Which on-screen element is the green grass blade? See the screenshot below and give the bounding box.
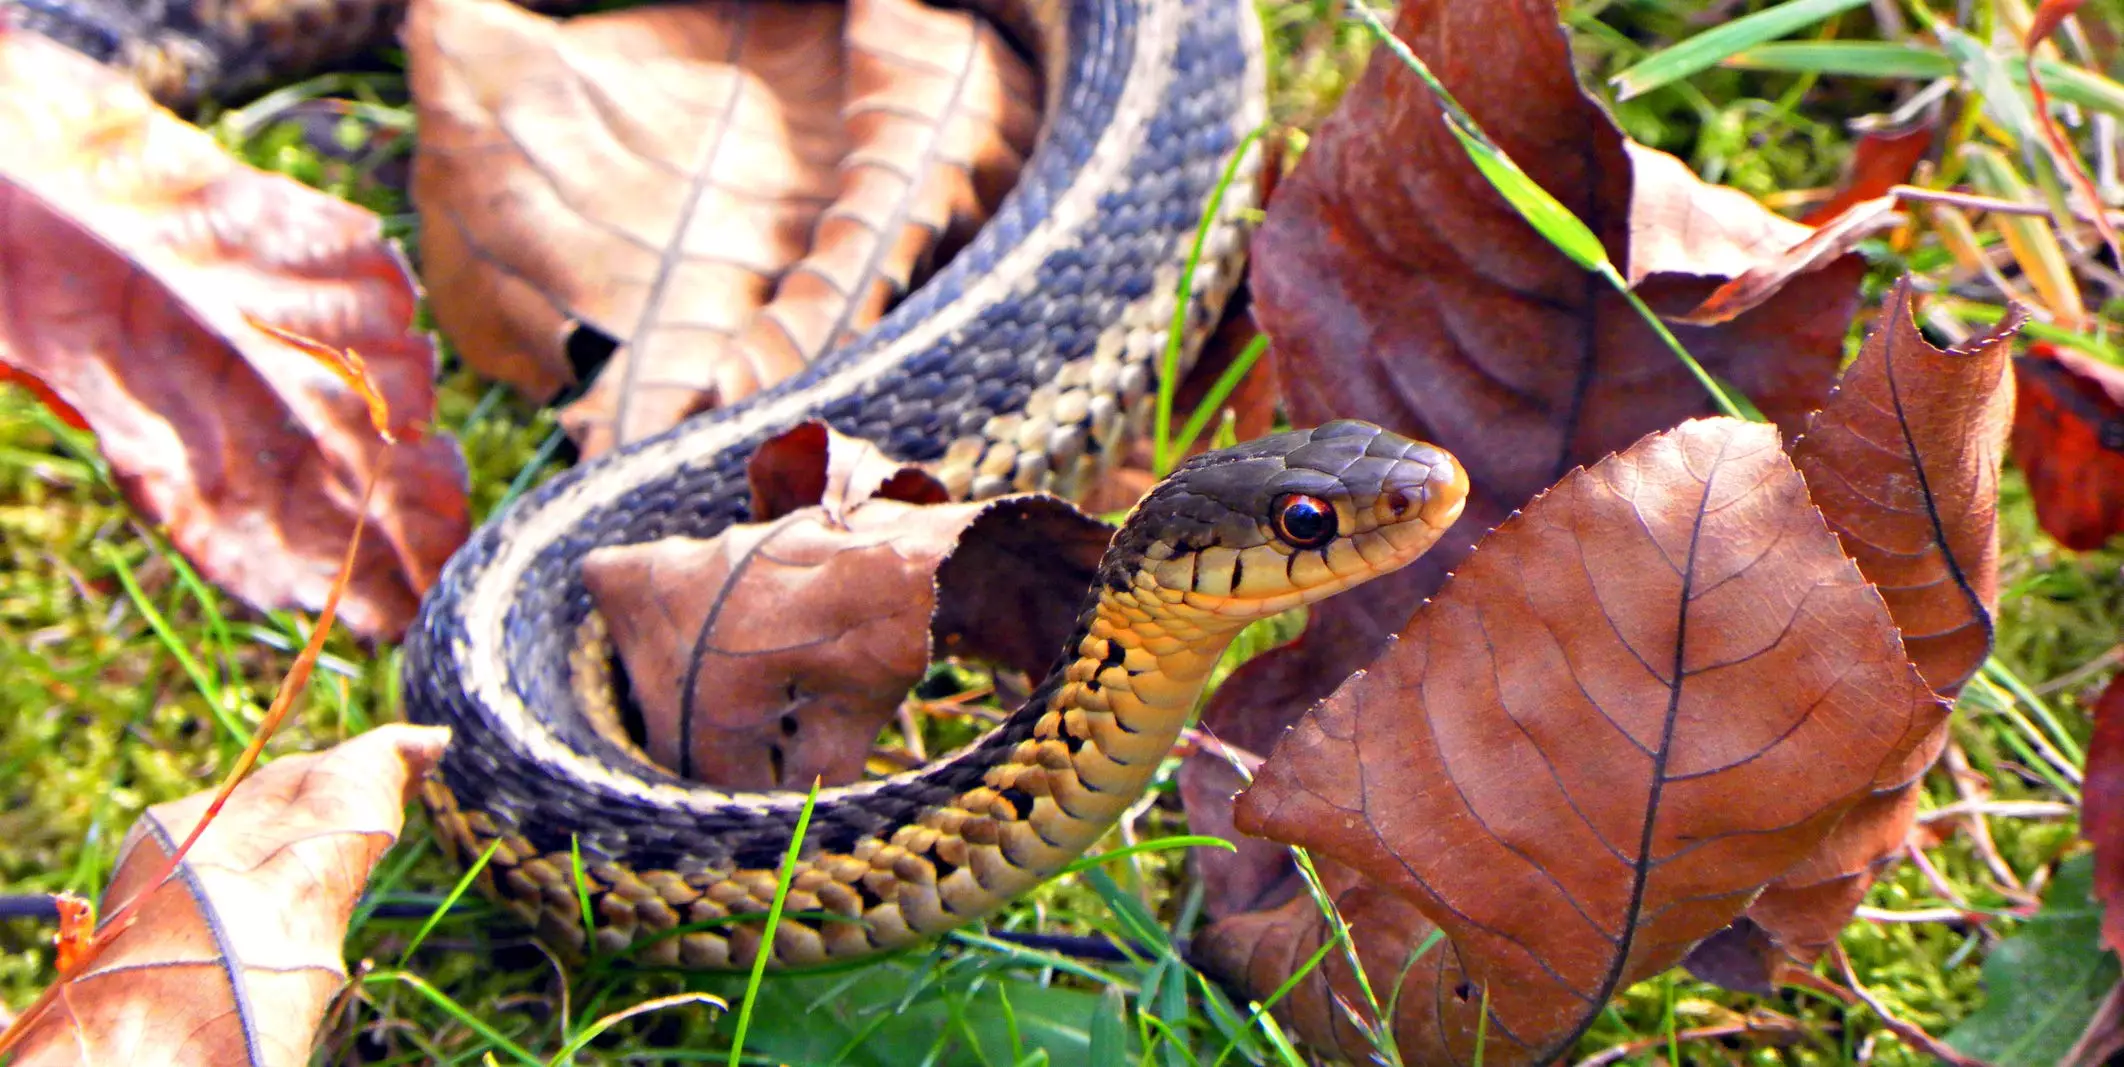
[363,970,544,1067]
[1090,985,1130,1064]
[1610,0,1870,99]
[547,993,725,1067]
[1157,126,1266,476]
[569,834,598,960]
[1721,40,1956,80]
[94,542,252,747]
[1056,835,1237,878]
[726,777,823,1067]
[396,837,501,968]
[1166,336,1270,465]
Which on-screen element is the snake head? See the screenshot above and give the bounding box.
[1111,419,1468,622]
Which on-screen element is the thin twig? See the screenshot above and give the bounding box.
[1904,842,1975,912]
[1915,799,2078,823]
[1854,906,1982,924]
[1785,953,1987,1067]
[1944,742,2023,892]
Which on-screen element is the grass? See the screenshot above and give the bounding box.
[4,0,2123,1063]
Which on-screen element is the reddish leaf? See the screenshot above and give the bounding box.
[1799,117,1936,227]
[2087,675,2124,955]
[1699,279,2019,986]
[0,29,468,640]
[2013,343,2124,550]
[1229,419,1946,1064]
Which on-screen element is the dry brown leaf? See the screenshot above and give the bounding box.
[581,422,1105,787]
[408,0,1037,456]
[0,29,468,640]
[5,725,449,1067]
[1678,194,1904,326]
[707,0,1039,400]
[1184,0,1865,923]
[1226,419,1947,1065]
[410,0,846,410]
[1688,283,2021,987]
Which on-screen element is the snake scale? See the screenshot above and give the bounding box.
[17,0,1474,969]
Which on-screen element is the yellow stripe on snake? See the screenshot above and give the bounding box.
[13,0,1468,969]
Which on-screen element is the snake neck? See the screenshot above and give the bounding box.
[915,574,1243,885]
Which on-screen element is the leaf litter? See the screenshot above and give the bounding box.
[0,28,469,641]
[406,0,1038,457]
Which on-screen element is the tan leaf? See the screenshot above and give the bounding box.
[5,725,450,1067]
[1698,280,2022,985]
[0,30,468,640]
[1230,419,1947,1065]
[410,0,847,410]
[408,0,1038,457]
[581,423,1104,787]
[708,0,1040,403]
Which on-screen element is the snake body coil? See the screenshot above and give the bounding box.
[15,0,1475,968]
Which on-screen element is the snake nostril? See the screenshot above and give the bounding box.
[1383,489,1414,518]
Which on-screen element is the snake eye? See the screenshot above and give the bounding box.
[1271,493,1337,549]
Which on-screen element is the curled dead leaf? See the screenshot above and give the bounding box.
[3,725,449,1067]
[1225,419,1947,1065]
[0,30,468,640]
[1725,284,2017,986]
[581,423,1106,788]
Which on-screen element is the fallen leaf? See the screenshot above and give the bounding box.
[408,0,1038,456]
[1678,194,1903,327]
[1237,0,1864,721]
[2012,342,2124,551]
[3,725,449,1067]
[1794,280,2018,697]
[0,29,469,640]
[706,0,1038,401]
[409,0,846,408]
[1948,854,2122,1067]
[1697,282,2020,985]
[1228,419,1946,1065]
[1187,0,1863,921]
[2086,674,2124,955]
[581,423,1106,787]
[558,0,1039,454]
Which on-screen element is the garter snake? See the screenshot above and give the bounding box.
[19,0,1472,969]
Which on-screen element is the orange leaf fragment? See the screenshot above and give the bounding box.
[244,316,400,443]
